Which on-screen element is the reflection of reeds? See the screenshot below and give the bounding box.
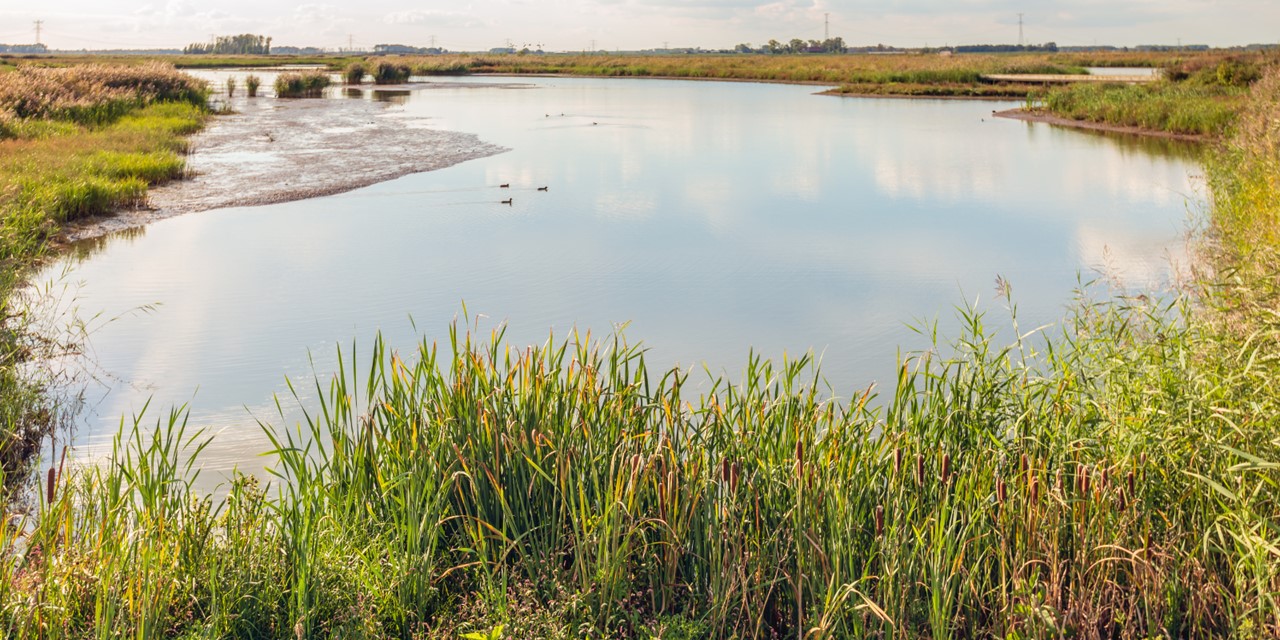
[273,71,331,98]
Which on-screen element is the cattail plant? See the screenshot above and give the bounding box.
[245,74,261,97]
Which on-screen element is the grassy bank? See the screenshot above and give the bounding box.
[0,63,206,493]
[1028,54,1274,136]
[1,67,1278,639]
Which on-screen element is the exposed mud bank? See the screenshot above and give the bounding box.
[65,89,508,241]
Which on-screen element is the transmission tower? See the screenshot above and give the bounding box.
[34,20,43,45]
[824,13,829,41]
[1017,13,1024,46]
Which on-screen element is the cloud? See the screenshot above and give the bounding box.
[383,9,487,29]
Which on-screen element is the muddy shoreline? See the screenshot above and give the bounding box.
[993,108,1210,142]
[63,88,509,242]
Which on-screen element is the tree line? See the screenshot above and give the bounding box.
[183,34,271,55]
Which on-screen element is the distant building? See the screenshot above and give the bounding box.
[271,46,327,55]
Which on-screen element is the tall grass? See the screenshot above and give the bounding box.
[372,61,411,85]
[344,62,367,85]
[273,71,331,98]
[0,65,207,494]
[4,57,1280,639]
[5,281,1280,638]
[1034,81,1246,136]
[245,74,261,97]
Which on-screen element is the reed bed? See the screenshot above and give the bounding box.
[345,62,367,85]
[0,64,207,492]
[4,57,1280,639]
[273,71,331,98]
[245,74,261,97]
[373,61,411,85]
[398,53,1086,91]
[0,62,205,126]
[6,276,1280,638]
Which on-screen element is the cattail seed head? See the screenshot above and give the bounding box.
[1101,466,1110,490]
[996,478,1007,506]
[1126,470,1135,499]
[731,461,741,493]
[722,458,732,483]
[893,447,902,476]
[1020,453,1028,475]
[1054,468,1063,495]
[915,453,925,486]
[941,453,952,485]
[1029,473,1040,503]
[46,467,56,505]
[874,505,884,537]
[796,440,805,466]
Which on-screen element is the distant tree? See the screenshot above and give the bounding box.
[788,38,804,53]
[766,39,782,54]
[184,34,271,55]
[734,43,753,53]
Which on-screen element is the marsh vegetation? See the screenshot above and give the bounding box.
[1,53,1279,638]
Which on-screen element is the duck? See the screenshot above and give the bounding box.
[500,198,513,205]
[537,186,548,191]
[499,183,510,188]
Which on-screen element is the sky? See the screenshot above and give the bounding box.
[1,0,1275,52]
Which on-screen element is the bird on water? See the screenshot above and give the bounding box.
[500,198,513,205]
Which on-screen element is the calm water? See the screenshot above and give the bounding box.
[45,76,1201,472]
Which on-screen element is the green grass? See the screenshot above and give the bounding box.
[372,61,410,85]
[4,57,1280,639]
[0,64,207,498]
[344,62,367,85]
[1033,80,1249,137]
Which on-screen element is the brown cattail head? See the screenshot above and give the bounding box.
[915,453,925,486]
[996,477,1007,506]
[941,453,952,485]
[1126,470,1135,499]
[874,504,885,537]
[1054,468,1063,495]
[46,467,56,505]
[894,446,902,476]
[722,458,732,483]
[796,439,805,467]
[1029,473,1040,503]
[731,461,741,493]
[1079,465,1091,497]
[1020,452,1028,475]
[1101,466,1110,490]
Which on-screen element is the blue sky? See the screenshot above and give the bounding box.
[2,0,1274,52]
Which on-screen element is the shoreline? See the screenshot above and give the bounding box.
[993,107,1211,142]
[61,91,507,243]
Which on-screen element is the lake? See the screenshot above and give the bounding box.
[45,75,1202,474]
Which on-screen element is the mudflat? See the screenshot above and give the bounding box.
[65,91,507,241]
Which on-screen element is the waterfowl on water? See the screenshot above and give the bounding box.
[499,183,510,188]
[537,186,548,191]
[501,198,513,205]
